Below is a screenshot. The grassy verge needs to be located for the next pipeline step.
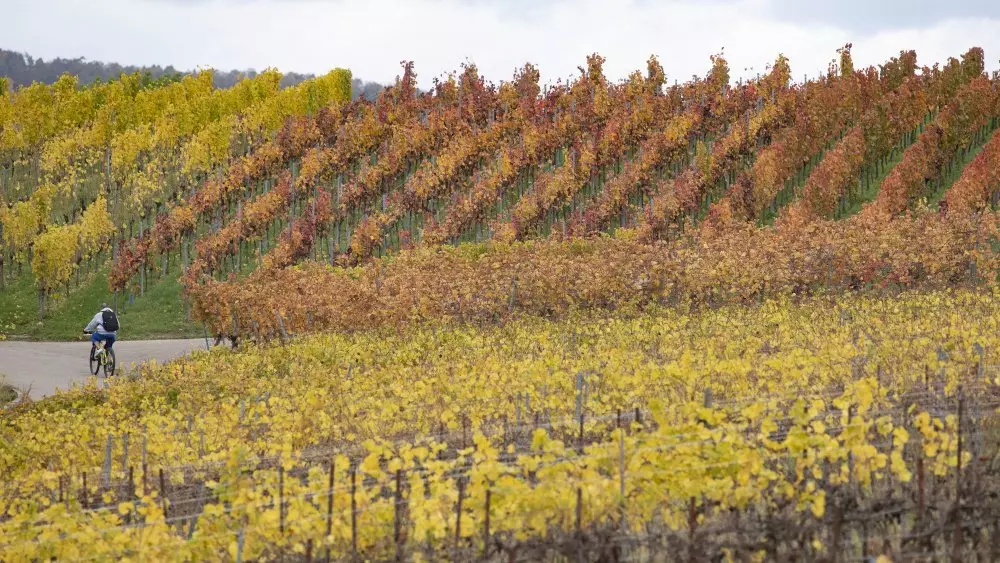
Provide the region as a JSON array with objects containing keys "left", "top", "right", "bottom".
[
  {"left": 837, "top": 112, "right": 935, "bottom": 219},
  {"left": 759, "top": 133, "right": 843, "bottom": 226},
  {"left": 926, "top": 120, "right": 998, "bottom": 207},
  {"left": 0, "top": 264, "right": 200, "bottom": 341},
  {"left": 839, "top": 149, "right": 907, "bottom": 217},
  {"left": 0, "top": 382, "right": 16, "bottom": 405}
]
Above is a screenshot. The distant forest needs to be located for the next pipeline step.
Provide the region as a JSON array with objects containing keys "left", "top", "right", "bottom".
[{"left": 0, "top": 48, "right": 387, "bottom": 101}]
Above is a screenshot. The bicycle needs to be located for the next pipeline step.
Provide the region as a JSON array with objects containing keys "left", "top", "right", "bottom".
[{"left": 85, "top": 332, "right": 116, "bottom": 377}]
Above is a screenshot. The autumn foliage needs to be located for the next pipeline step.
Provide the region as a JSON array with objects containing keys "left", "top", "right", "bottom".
[{"left": 188, "top": 208, "right": 999, "bottom": 340}]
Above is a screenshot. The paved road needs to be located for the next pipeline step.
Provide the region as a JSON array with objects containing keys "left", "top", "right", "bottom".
[{"left": 0, "top": 338, "right": 213, "bottom": 399}]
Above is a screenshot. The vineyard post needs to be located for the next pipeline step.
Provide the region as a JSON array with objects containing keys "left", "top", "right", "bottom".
[
  {"left": 483, "top": 488, "right": 492, "bottom": 559},
  {"left": 576, "top": 487, "right": 584, "bottom": 563},
  {"left": 279, "top": 465, "right": 285, "bottom": 535},
  {"left": 351, "top": 466, "right": 358, "bottom": 561},
  {"left": 325, "top": 458, "right": 335, "bottom": 563},
  {"left": 187, "top": 498, "right": 200, "bottom": 539},
  {"left": 462, "top": 416, "right": 468, "bottom": 450},
  {"left": 128, "top": 466, "right": 135, "bottom": 515},
  {"left": 139, "top": 219, "right": 145, "bottom": 296},
  {"left": 687, "top": 496, "right": 697, "bottom": 563},
  {"left": 501, "top": 416, "right": 507, "bottom": 450},
  {"left": 831, "top": 502, "right": 843, "bottom": 563},
  {"left": 619, "top": 425, "right": 626, "bottom": 526},
  {"left": 276, "top": 312, "right": 289, "bottom": 343},
  {"left": 305, "top": 539, "right": 313, "bottom": 563},
  {"left": 202, "top": 323, "right": 210, "bottom": 350},
  {"left": 917, "top": 446, "right": 925, "bottom": 524},
  {"left": 576, "top": 371, "right": 585, "bottom": 453},
  {"left": 231, "top": 304, "right": 239, "bottom": 343},
  {"left": 122, "top": 433, "right": 129, "bottom": 475},
  {"left": 394, "top": 469, "right": 403, "bottom": 561},
  {"left": 515, "top": 393, "right": 522, "bottom": 434},
  {"left": 951, "top": 391, "right": 965, "bottom": 563},
  {"left": 975, "top": 343, "right": 984, "bottom": 381},
  {"left": 159, "top": 468, "right": 168, "bottom": 517},
  {"left": 334, "top": 221, "right": 340, "bottom": 259},
  {"left": 842, "top": 403, "right": 856, "bottom": 488},
  {"left": 81, "top": 472, "right": 88, "bottom": 509},
  {"left": 861, "top": 518, "right": 870, "bottom": 560},
  {"left": 235, "top": 527, "right": 246, "bottom": 563},
  {"left": 103, "top": 433, "right": 112, "bottom": 486},
  {"left": 454, "top": 476, "right": 465, "bottom": 550},
  {"left": 122, "top": 467, "right": 135, "bottom": 528}
]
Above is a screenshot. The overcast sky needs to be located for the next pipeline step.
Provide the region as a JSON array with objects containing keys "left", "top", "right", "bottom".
[{"left": 7, "top": 0, "right": 1000, "bottom": 88}]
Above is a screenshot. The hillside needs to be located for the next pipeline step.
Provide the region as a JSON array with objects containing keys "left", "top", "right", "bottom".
[
  {"left": 94, "top": 46, "right": 1000, "bottom": 341},
  {"left": 0, "top": 64, "right": 355, "bottom": 338},
  {"left": 5, "top": 46, "right": 1000, "bottom": 340}
]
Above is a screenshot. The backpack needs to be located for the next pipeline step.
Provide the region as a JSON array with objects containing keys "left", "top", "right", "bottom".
[{"left": 101, "top": 309, "right": 120, "bottom": 332}]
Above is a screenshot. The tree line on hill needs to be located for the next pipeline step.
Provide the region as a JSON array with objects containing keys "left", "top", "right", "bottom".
[{"left": 0, "top": 48, "right": 387, "bottom": 101}]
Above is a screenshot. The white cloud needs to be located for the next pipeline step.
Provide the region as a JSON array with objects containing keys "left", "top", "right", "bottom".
[{"left": 6, "top": 0, "right": 1000, "bottom": 87}]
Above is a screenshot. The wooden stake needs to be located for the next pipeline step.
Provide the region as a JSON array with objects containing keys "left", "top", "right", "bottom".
[
  {"left": 576, "top": 487, "right": 583, "bottom": 535},
  {"left": 235, "top": 527, "right": 246, "bottom": 563},
  {"left": 103, "top": 433, "right": 113, "bottom": 487},
  {"left": 351, "top": 467, "right": 357, "bottom": 560},
  {"left": 326, "top": 459, "right": 335, "bottom": 563},
  {"left": 279, "top": 465, "right": 285, "bottom": 535},
  {"left": 483, "top": 488, "right": 492, "bottom": 559},
  {"left": 688, "top": 496, "right": 697, "bottom": 563},
  {"left": 159, "top": 468, "right": 168, "bottom": 517},
  {"left": 394, "top": 469, "right": 403, "bottom": 561},
  {"left": 831, "top": 503, "right": 843, "bottom": 563},
  {"left": 455, "top": 477, "right": 465, "bottom": 549},
  {"left": 122, "top": 432, "right": 128, "bottom": 471},
  {"left": 952, "top": 393, "right": 965, "bottom": 562},
  {"left": 576, "top": 487, "right": 584, "bottom": 563},
  {"left": 462, "top": 417, "right": 468, "bottom": 451}
]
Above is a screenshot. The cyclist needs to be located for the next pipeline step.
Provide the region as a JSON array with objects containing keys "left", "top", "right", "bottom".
[{"left": 84, "top": 303, "right": 119, "bottom": 361}]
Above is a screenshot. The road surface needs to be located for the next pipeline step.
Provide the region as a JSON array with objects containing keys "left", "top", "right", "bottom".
[{"left": 0, "top": 338, "right": 214, "bottom": 399}]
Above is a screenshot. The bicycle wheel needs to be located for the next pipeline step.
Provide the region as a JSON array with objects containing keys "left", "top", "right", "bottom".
[
  {"left": 90, "top": 347, "right": 100, "bottom": 375},
  {"left": 103, "top": 348, "right": 116, "bottom": 377}
]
